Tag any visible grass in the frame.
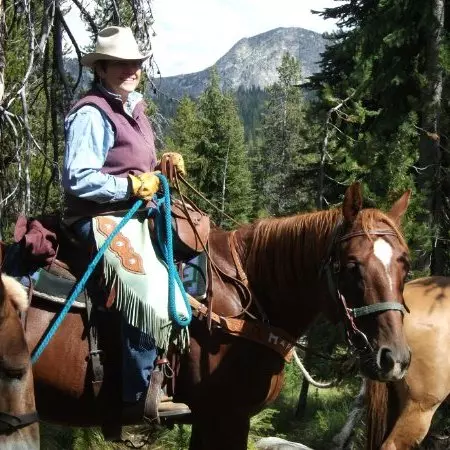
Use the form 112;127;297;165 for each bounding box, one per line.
39;364;363;449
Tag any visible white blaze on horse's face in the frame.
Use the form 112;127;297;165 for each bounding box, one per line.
373;238;393;292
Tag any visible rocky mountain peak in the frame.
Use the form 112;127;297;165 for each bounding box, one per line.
154;27;326;99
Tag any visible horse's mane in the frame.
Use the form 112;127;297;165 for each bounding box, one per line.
246;207;407;298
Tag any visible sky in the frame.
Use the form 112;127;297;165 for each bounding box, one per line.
65;0;339;77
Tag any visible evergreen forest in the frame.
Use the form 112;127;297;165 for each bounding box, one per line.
1;0;450;449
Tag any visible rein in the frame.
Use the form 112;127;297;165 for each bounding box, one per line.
322;226;408;354
176;174;241;227
173;172;262;324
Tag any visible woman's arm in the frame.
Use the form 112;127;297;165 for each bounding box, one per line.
62;105;130;203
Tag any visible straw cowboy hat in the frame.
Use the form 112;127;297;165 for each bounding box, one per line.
81;26;151;67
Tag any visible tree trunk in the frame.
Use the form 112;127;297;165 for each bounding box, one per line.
418;0;445;274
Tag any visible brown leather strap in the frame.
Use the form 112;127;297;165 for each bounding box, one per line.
206;257;214;331
229;231;248;286
228;231;269;323
339;229;398;242
160;154;176;184
172;175;258;323
188;294;294;362
85;295;104;397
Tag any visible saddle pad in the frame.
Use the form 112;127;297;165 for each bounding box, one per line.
20;268;87;308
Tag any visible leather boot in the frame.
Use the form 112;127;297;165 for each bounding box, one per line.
158;400;191;418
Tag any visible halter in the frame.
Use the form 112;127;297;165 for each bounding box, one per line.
0;411;39;434
321;224;408;355
0;276;39;436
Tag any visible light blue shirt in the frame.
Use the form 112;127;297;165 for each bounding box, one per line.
62;86;143;203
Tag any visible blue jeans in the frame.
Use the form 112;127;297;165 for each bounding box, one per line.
72;218;156;402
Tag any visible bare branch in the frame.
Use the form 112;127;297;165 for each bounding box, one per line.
71;0;98;35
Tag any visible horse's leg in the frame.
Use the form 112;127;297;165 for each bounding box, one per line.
189;413;250;450
381;399;440;450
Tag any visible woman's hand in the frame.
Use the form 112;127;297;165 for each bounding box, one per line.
128;172;160;200
160;152;186;176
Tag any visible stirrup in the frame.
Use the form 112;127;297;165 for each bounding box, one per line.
143;367;191;422
143;369;164;423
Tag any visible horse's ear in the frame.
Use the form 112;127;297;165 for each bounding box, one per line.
387;190;411;225
343;182;363;224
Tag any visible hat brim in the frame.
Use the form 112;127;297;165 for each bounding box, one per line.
81;52;151;68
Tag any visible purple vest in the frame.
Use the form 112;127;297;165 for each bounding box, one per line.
65;90;157;216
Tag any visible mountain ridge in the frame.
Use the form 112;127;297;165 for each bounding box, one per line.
153;27;326;99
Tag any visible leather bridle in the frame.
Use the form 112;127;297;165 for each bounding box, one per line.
321;224;408;356
0;411;39;434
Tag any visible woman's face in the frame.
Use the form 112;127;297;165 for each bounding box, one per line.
96;60;142;100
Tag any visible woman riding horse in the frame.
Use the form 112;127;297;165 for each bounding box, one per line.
62;26;188;418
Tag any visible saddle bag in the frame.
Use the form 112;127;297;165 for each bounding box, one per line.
149;198;210;261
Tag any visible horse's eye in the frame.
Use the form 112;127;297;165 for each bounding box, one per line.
346;262;358;271
1;368;26;380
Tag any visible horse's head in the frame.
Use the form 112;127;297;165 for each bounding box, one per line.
329;183;411;381
0;274;39;449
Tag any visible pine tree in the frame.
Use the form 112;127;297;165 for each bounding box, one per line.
166;70;253;227
165;96;202;172
196;69;253;226
309;0;440;273
256;53;314;216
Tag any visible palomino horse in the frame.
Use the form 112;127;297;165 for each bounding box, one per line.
366;276;450;450
0;272;39;449
7;183;411;450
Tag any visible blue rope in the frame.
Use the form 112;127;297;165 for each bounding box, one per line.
154;174;192;327
31;173;192;363
31;199;144;365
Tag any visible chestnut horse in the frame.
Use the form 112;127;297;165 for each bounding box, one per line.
366;276;450;450
0;272;39;449
8;183;411;450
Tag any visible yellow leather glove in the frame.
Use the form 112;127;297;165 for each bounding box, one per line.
161;152;186;176
128;172;160;200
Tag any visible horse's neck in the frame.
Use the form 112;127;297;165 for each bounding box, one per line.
245;211;337;277
241;213;336;336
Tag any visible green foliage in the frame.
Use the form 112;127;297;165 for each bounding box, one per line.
308;0;444;273
0;2;65;239
255;52;317;216
167;68;254;227
247;409;280;449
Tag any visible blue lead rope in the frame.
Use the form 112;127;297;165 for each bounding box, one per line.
31;174;191;365
153;174;192;327
31;198;144;364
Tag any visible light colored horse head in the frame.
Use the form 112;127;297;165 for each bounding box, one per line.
0;274;39;450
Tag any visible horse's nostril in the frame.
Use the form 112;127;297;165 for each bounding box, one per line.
378;347;395;372
402;349;412;371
